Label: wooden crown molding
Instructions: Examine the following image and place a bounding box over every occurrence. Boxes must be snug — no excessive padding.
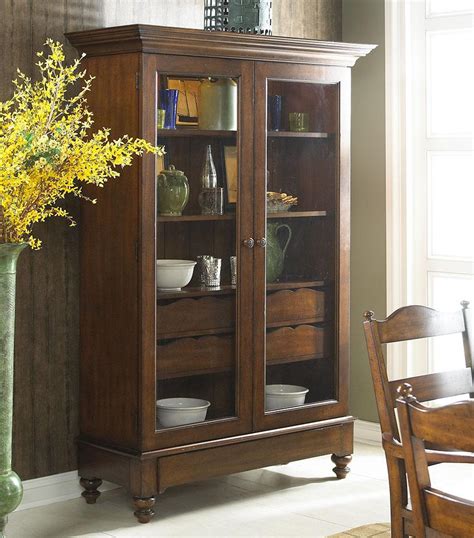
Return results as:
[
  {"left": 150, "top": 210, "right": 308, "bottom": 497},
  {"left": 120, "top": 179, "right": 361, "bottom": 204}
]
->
[{"left": 66, "top": 24, "right": 376, "bottom": 67}]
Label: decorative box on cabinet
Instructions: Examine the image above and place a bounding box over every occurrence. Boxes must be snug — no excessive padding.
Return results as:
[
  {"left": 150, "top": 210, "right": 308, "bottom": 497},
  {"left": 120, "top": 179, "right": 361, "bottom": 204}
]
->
[{"left": 67, "top": 25, "right": 374, "bottom": 523}]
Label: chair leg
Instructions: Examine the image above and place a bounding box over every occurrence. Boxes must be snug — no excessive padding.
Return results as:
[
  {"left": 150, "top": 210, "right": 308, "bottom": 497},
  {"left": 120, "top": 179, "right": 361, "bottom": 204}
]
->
[{"left": 385, "top": 457, "right": 410, "bottom": 538}]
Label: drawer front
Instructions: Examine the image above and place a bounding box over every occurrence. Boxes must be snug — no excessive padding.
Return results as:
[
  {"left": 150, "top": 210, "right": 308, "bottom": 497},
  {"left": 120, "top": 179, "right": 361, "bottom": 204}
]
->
[
  {"left": 157, "top": 335, "right": 233, "bottom": 379},
  {"left": 157, "top": 296, "right": 234, "bottom": 338},
  {"left": 267, "top": 288, "right": 325, "bottom": 326},
  {"left": 266, "top": 325, "right": 325, "bottom": 364}
]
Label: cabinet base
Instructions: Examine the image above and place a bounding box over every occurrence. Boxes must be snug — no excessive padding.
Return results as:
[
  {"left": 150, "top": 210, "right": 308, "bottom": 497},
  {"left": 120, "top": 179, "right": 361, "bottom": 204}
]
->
[{"left": 78, "top": 418, "right": 354, "bottom": 523}]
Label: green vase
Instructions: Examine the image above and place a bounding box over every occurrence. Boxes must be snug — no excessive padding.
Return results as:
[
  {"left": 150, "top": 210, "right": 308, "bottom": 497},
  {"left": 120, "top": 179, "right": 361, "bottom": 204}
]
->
[
  {"left": 157, "top": 165, "right": 189, "bottom": 216},
  {"left": 0, "top": 243, "right": 27, "bottom": 537},
  {"left": 266, "top": 222, "right": 292, "bottom": 283}
]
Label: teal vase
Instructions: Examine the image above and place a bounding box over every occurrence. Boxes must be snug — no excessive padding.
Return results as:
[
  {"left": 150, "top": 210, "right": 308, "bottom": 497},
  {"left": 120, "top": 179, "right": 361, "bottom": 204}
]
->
[
  {"left": 266, "top": 222, "right": 292, "bottom": 283},
  {"left": 0, "top": 243, "right": 27, "bottom": 536}
]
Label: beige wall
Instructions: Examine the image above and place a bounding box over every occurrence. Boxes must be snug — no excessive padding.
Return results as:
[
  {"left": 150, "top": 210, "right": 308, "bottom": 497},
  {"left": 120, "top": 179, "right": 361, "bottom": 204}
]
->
[
  {"left": 343, "top": 0, "right": 386, "bottom": 422},
  {"left": 1, "top": 0, "right": 342, "bottom": 480}
]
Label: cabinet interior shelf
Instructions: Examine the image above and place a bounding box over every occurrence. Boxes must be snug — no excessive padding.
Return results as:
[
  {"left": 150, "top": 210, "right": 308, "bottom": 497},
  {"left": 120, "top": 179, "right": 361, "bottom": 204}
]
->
[
  {"left": 267, "top": 211, "right": 327, "bottom": 219},
  {"left": 158, "top": 327, "right": 234, "bottom": 340},
  {"left": 157, "top": 211, "right": 327, "bottom": 223},
  {"left": 157, "top": 280, "right": 326, "bottom": 300},
  {"left": 157, "top": 128, "right": 237, "bottom": 138},
  {"left": 267, "top": 279, "right": 326, "bottom": 290},
  {"left": 267, "top": 131, "right": 332, "bottom": 139},
  {"left": 156, "top": 353, "right": 327, "bottom": 381},
  {"left": 157, "top": 285, "right": 236, "bottom": 300},
  {"left": 157, "top": 317, "right": 325, "bottom": 341},
  {"left": 157, "top": 214, "right": 234, "bottom": 222}
]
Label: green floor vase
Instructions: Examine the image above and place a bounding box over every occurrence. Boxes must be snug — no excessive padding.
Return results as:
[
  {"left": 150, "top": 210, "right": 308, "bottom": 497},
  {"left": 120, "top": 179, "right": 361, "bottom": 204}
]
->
[{"left": 0, "top": 243, "right": 26, "bottom": 537}]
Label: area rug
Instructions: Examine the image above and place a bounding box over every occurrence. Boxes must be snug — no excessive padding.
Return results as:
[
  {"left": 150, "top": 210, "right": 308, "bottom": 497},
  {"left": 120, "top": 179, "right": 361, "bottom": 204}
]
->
[{"left": 327, "top": 523, "right": 391, "bottom": 537}]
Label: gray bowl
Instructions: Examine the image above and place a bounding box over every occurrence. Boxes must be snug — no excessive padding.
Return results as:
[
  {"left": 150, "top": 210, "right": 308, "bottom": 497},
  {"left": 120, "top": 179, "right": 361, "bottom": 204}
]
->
[
  {"left": 156, "top": 397, "right": 210, "bottom": 428},
  {"left": 265, "top": 384, "right": 309, "bottom": 411}
]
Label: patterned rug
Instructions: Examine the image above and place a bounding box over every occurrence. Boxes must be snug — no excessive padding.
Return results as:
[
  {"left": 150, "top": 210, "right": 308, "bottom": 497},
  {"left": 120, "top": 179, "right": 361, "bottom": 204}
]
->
[{"left": 327, "top": 523, "right": 391, "bottom": 537}]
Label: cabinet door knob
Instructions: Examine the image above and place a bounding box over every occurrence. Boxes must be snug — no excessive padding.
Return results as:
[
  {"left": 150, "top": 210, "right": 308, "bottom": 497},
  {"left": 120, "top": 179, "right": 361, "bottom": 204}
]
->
[
  {"left": 242, "top": 238, "right": 255, "bottom": 248},
  {"left": 256, "top": 238, "right": 267, "bottom": 248}
]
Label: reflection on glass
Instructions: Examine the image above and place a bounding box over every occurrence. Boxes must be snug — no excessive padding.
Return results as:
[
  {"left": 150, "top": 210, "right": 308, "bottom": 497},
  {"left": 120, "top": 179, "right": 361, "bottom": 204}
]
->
[
  {"left": 155, "top": 75, "right": 239, "bottom": 430},
  {"left": 264, "top": 80, "right": 338, "bottom": 412}
]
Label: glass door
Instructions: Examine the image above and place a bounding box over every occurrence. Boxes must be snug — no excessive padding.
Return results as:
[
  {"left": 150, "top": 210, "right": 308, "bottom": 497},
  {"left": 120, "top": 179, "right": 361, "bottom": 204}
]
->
[
  {"left": 254, "top": 62, "right": 351, "bottom": 430},
  {"left": 146, "top": 55, "right": 254, "bottom": 448}
]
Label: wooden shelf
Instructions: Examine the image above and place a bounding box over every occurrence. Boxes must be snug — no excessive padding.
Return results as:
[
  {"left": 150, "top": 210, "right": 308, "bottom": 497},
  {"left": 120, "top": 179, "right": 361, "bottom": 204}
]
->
[
  {"left": 156, "top": 365, "right": 232, "bottom": 381},
  {"left": 266, "top": 317, "right": 324, "bottom": 329},
  {"left": 267, "top": 353, "right": 326, "bottom": 366},
  {"left": 267, "top": 280, "right": 327, "bottom": 290},
  {"left": 158, "top": 327, "right": 233, "bottom": 340},
  {"left": 157, "top": 285, "right": 236, "bottom": 300},
  {"left": 267, "top": 211, "right": 327, "bottom": 219},
  {"left": 157, "top": 128, "right": 237, "bottom": 138},
  {"left": 267, "top": 131, "right": 331, "bottom": 139},
  {"left": 157, "top": 281, "right": 326, "bottom": 300},
  {"left": 158, "top": 318, "right": 325, "bottom": 339},
  {"left": 156, "top": 353, "right": 328, "bottom": 380},
  {"left": 158, "top": 214, "right": 234, "bottom": 223}
]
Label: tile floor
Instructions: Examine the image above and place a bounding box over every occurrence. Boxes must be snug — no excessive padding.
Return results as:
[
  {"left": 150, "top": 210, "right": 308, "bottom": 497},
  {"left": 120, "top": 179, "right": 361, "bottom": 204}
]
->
[{"left": 7, "top": 442, "right": 473, "bottom": 537}]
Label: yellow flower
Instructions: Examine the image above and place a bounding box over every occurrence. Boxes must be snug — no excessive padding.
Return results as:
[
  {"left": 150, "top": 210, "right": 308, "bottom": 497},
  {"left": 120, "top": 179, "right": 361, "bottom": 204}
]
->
[{"left": 0, "top": 39, "right": 164, "bottom": 248}]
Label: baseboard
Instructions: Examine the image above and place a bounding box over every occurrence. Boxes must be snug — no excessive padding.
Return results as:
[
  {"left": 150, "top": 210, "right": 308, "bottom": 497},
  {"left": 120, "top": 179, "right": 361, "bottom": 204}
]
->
[
  {"left": 354, "top": 419, "right": 381, "bottom": 446},
  {"left": 16, "top": 471, "right": 119, "bottom": 512}
]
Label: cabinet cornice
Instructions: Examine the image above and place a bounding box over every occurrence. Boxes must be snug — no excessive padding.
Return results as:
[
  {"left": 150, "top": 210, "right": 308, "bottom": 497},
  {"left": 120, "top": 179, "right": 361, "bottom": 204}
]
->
[{"left": 66, "top": 24, "right": 375, "bottom": 67}]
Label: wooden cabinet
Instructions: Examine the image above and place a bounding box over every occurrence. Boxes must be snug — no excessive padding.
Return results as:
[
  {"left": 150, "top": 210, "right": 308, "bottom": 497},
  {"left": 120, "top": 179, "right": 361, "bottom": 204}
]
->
[{"left": 67, "top": 25, "right": 374, "bottom": 523}]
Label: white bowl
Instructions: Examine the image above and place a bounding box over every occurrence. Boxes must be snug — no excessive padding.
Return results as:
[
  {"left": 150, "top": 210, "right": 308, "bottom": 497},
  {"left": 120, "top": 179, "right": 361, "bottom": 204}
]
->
[
  {"left": 156, "top": 397, "right": 211, "bottom": 428},
  {"left": 265, "top": 384, "right": 309, "bottom": 411},
  {"left": 156, "top": 259, "right": 196, "bottom": 291}
]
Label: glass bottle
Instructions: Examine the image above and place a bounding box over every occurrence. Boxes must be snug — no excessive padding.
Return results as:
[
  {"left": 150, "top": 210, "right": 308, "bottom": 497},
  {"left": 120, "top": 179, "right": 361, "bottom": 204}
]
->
[{"left": 200, "top": 145, "right": 217, "bottom": 189}]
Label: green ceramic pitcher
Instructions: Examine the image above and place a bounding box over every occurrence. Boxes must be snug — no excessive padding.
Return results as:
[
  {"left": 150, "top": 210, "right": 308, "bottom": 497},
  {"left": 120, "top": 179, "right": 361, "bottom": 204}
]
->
[
  {"left": 266, "top": 222, "right": 292, "bottom": 283},
  {"left": 157, "top": 165, "right": 189, "bottom": 216}
]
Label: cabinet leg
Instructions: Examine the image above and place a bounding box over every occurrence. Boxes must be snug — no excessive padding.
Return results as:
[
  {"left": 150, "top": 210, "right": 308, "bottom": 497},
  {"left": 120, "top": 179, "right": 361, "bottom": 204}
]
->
[
  {"left": 133, "top": 496, "right": 156, "bottom": 524},
  {"left": 80, "top": 477, "right": 103, "bottom": 504},
  {"left": 331, "top": 453, "right": 352, "bottom": 479}
]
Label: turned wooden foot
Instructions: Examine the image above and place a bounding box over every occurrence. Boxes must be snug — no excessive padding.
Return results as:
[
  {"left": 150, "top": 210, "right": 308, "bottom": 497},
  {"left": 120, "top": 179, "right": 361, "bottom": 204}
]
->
[
  {"left": 331, "top": 453, "right": 352, "bottom": 479},
  {"left": 80, "top": 477, "right": 103, "bottom": 504},
  {"left": 133, "top": 496, "right": 156, "bottom": 523}
]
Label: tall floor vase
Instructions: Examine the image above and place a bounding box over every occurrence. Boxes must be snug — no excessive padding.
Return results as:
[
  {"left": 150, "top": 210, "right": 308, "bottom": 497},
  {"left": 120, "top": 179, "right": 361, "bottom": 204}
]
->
[{"left": 0, "top": 243, "right": 26, "bottom": 537}]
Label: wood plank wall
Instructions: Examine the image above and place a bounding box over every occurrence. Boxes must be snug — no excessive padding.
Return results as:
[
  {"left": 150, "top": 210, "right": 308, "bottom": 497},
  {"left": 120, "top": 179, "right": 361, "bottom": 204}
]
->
[{"left": 0, "top": 0, "right": 341, "bottom": 480}]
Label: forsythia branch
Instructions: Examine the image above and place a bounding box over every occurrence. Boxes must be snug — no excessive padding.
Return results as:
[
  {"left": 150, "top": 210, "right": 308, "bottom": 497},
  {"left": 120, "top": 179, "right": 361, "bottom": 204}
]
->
[{"left": 0, "top": 39, "right": 164, "bottom": 249}]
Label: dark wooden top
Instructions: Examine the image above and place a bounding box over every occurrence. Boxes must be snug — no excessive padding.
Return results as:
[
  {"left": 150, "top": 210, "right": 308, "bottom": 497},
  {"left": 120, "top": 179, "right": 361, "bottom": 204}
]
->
[{"left": 66, "top": 24, "right": 376, "bottom": 67}]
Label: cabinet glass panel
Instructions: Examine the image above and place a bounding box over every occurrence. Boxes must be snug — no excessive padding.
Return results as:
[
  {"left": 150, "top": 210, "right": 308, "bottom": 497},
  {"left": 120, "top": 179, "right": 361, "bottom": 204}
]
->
[
  {"left": 264, "top": 80, "right": 338, "bottom": 413},
  {"left": 155, "top": 74, "right": 239, "bottom": 430}
]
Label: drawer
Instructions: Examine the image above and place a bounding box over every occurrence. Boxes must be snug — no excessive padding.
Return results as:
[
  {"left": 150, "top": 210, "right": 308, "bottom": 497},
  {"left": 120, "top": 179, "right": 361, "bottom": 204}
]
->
[
  {"left": 157, "top": 334, "right": 234, "bottom": 379},
  {"left": 266, "top": 325, "right": 325, "bottom": 364},
  {"left": 157, "top": 296, "right": 235, "bottom": 338},
  {"left": 267, "top": 288, "right": 325, "bottom": 325}
]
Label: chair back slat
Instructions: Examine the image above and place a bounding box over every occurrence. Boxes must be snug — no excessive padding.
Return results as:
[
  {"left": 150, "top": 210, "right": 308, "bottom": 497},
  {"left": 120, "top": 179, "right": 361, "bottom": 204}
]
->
[
  {"left": 408, "top": 399, "right": 474, "bottom": 452},
  {"left": 376, "top": 305, "right": 465, "bottom": 344},
  {"left": 397, "top": 386, "right": 474, "bottom": 537},
  {"left": 425, "top": 488, "right": 474, "bottom": 538},
  {"left": 389, "top": 368, "right": 473, "bottom": 406}
]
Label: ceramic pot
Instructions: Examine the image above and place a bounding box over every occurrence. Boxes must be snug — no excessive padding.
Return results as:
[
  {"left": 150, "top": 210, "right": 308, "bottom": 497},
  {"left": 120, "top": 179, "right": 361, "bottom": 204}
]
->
[
  {"left": 266, "top": 222, "right": 292, "bottom": 283},
  {"left": 157, "top": 165, "right": 189, "bottom": 216},
  {"left": 0, "top": 243, "right": 27, "bottom": 536},
  {"left": 198, "top": 78, "right": 237, "bottom": 131}
]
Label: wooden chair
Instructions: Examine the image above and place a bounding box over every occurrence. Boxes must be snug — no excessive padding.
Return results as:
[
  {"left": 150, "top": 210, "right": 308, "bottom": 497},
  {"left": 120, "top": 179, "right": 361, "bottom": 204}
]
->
[
  {"left": 396, "top": 382, "right": 474, "bottom": 537},
  {"left": 363, "top": 303, "right": 473, "bottom": 537}
]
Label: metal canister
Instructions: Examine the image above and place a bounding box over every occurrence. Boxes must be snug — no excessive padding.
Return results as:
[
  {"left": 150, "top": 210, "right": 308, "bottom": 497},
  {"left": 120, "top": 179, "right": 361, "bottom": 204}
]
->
[{"left": 198, "top": 78, "right": 237, "bottom": 131}]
